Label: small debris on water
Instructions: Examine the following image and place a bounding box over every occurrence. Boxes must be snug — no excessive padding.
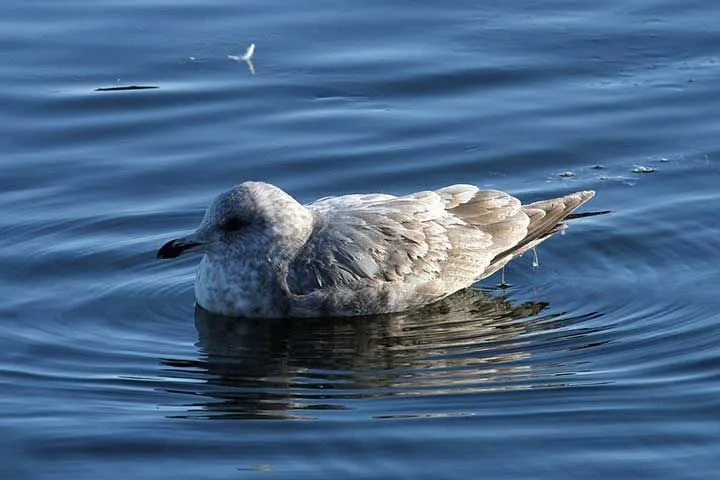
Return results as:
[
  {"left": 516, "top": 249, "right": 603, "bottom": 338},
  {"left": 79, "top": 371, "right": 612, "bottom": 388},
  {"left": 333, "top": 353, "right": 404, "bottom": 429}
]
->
[
  {"left": 94, "top": 85, "right": 159, "bottom": 92},
  {"left": 632, "top": 165, "right": 655, "bottom": 173},
  {"left": 238, "top": 464, "right": 273, "bottom": 472},
  {"left": 559, "top": 171, "right": 575, "bottom": 178},
  {"left": 591, "top": 165, "right": 604, "bottom": 170}
]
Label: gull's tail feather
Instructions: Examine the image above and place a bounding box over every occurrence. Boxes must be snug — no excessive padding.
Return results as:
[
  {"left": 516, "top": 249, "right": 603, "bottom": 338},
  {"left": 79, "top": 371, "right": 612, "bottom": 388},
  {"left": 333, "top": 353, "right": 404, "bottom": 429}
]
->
[
  {"left": 484, "top": 191, "right": 596, "bottom": 276},
  {"left": 520, "top": 190, "right": 595, "bottom": 245}
]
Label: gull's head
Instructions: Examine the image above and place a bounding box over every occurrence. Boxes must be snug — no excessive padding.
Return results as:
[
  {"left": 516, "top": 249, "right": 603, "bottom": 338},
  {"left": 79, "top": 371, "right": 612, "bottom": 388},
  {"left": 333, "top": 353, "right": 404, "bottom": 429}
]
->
[{"left": 157, "top": 181, "right": 311, "bottom": 260}]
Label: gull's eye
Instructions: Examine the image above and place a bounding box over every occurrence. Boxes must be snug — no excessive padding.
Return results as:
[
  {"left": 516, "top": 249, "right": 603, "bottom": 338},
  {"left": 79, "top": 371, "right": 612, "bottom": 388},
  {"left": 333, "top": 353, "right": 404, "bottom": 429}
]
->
[{"left": 221, "top": 216, "right": 247, "bottom": 232}]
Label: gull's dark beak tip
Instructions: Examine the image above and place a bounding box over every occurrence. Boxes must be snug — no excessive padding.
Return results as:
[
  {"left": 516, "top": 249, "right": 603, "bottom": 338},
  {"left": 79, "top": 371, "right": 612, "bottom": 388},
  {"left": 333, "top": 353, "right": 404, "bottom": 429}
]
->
[{"left": 157, "top": 239, "right": 183, "bottom": 259}]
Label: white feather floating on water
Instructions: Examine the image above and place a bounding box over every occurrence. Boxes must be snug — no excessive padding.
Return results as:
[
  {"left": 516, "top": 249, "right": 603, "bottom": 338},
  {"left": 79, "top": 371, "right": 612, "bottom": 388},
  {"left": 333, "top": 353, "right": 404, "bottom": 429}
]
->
[
  {"left": 228, "top": 43, "right": 256, "bottom": 75},
  {"left": 227, "top": 43, "right": 255, "bottom": 62},
  {"left": 241, "top": 43, "right": 255, "bottom": 61}
]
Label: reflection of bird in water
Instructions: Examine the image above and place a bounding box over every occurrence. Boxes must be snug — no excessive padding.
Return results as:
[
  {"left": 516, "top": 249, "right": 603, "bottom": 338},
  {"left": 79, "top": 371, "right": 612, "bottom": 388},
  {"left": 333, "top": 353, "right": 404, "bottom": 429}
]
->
[{"left": 161, "top": 289, "right": 606, "bottom": 419}]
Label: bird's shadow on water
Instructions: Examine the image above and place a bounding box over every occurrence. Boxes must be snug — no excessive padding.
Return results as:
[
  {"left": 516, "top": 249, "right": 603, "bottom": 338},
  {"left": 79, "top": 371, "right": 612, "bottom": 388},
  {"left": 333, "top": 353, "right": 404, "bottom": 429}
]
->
[{"left": 161, "top": 288, "right": 608, "bottom": 420}]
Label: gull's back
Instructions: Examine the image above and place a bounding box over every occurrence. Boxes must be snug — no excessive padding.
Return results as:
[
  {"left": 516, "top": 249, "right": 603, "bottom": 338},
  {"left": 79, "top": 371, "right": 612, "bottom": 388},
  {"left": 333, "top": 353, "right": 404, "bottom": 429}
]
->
[{"left": 285, "top": 185, "right": 594, "bottom": 317}]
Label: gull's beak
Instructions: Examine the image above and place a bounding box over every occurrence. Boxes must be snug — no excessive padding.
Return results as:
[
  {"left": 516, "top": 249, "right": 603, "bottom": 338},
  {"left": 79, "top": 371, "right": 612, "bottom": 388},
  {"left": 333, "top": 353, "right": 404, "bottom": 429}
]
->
[{"left": 157, "top": 233, "right": 206, "bottom": 259}]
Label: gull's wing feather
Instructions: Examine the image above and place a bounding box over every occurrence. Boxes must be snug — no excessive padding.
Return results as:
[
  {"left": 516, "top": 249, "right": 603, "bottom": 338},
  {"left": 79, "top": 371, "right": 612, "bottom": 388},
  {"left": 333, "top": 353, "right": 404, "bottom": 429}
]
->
[
  {"left": 438, "top": 185, "right": 530, "bottom": 254},
  {"left": 285, "top": 185, "right": 594, "bottom": 316},
  {"left": 438, "top": 186, "right": 595, "bottom": 271},
  {"left": 288, "top": 185, "right": 534, "bottom": 296},
  {"left": 288, "top": 191, "right": 492, "bottom": 297}
]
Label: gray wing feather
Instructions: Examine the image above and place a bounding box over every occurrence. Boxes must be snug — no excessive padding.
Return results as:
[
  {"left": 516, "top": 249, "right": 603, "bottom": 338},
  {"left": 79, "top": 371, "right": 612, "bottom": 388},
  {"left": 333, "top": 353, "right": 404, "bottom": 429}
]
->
[
  {"left": 441, "top": 186, "right": 530, "bottom": 255},
  {"left": 289, "top": 190, "right": 492, "bottom": 296},
  {"left": 287, "top": 186, "right": 594, "bottom": 310}
]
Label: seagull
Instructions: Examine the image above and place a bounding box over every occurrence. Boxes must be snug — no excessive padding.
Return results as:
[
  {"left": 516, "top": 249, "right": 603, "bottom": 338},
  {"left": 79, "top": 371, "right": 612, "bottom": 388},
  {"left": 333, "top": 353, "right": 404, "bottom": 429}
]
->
[
  {"left": 157, "top": 182, "right": 601, "bottom": 318},
  {"left": 228, "top": 43, "right": 255, "bottom": 75}
]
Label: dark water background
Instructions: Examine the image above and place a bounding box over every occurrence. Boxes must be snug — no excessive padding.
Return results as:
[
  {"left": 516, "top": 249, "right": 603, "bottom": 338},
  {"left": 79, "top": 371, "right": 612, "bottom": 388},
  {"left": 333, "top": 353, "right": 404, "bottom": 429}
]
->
[{"left": 2, "top": 0, "right": 720, "bottom": 478}]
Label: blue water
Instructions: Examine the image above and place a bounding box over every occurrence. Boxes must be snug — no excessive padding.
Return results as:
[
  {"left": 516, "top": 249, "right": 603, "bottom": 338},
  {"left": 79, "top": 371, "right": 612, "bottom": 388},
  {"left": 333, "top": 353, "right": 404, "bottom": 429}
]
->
[{"left": 2, "top": 0, "right": 720, "bottom": 478}]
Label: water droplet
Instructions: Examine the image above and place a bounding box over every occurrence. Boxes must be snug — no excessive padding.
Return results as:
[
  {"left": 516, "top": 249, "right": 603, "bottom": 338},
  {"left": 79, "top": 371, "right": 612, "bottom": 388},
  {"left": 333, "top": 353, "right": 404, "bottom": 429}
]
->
[
  {"left": 559, "top": 171, "right": 575, "bottom": 178},
  {"left": 632, "top": 165, "right": 655, "bottom": 173},
  {"left": 498, "top": 266, "right": 510, "bottom": 288}
]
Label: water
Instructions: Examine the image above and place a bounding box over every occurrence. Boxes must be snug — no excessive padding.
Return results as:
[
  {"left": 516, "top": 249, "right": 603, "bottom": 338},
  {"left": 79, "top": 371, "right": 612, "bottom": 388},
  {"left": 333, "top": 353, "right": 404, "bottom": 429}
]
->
[{"left": 2, "top": 0, "right": 719, "bottom": 478}]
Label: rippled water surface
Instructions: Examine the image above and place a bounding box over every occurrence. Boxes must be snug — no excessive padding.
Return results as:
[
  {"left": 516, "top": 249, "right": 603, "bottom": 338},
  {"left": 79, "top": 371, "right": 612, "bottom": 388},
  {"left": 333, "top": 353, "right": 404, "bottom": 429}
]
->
[{"left": 2, "top": 0, "right": 720, "bottom": 478}]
